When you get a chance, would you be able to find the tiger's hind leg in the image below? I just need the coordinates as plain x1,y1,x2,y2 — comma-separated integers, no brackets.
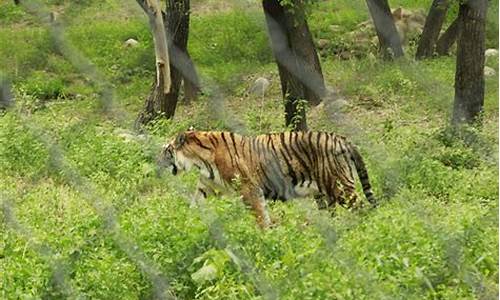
334,179,360,210
314,193,329,210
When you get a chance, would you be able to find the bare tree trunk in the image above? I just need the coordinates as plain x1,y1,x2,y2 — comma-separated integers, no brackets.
416,0,449,59
365,0,404,59
452,0,487,126
166,0,200,104
436,17,459,56
136,0,172,126
183,58,200,103
136,0,199,125
263,0,326,131
285,1,325,106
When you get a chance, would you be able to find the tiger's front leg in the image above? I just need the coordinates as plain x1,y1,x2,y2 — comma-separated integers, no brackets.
240,183,272,229
192,176,219,207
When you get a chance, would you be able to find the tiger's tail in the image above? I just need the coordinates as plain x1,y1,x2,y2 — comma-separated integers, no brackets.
349,144,377,206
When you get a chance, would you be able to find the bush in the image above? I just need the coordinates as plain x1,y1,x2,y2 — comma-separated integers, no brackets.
20,71,65,101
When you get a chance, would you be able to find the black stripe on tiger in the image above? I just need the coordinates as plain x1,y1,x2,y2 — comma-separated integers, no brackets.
272,136,298,186
208,134,219,148
349,144,376,205
258,136,285,194
287,132,312,183
229,132,239,158
192,136,212,150
221,132,236,168
280,133,304,184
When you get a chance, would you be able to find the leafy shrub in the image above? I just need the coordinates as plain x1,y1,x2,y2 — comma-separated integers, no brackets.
19,71,65,101
0,28,53,79
0,112,49,178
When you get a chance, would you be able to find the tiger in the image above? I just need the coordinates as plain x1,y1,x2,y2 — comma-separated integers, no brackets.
157,130,376,228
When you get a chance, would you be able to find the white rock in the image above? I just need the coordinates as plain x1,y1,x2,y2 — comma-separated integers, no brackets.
331,98,348,110
114,128,146,143
249,77,270,97
317,39,329,49
124,38,139,48
484,66,496,77
485,49,498,57
329,25,342,32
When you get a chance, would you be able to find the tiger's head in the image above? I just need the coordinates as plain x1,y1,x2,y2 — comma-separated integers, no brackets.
157,130,216,177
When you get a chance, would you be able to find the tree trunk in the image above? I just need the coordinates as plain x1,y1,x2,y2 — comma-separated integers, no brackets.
183,57,200,103
136,0,172,125
365,0,404,59
416,0,449,59
263,0,326,131
452,0,487,126
136,0,199,126
165,0,200,105
436,17,459,56
285,2,325,106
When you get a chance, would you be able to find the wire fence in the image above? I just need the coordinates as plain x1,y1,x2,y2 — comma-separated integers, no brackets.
1,0,495,299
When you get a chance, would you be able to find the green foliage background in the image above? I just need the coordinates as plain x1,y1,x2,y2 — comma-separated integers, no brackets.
0,0,498,299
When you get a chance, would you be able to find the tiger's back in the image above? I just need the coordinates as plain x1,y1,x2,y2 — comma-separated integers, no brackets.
217,131,375,207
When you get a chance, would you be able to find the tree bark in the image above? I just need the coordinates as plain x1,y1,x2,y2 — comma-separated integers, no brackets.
436,17,459,56
452,0,487,126
416,0,449,59
136,0,172,125
182,58,200,103
285,2,325,106
365,0,404,59
165,0,200,104
136,0,199,126
263,0,326,131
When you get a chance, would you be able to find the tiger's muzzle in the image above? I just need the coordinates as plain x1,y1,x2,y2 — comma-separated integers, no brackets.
157,144,178,176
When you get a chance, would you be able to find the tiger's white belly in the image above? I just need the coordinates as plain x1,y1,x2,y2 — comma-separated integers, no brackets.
293,180,319,197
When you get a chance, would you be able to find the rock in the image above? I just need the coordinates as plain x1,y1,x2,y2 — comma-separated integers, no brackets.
485,48,499,57
317,39,329,49
367,52,377,62
393,8,425,44
331,98,348,110
124,38,139,48
339,51,352,60
114,128,146,143
484,66,496,77
49,11,58,23
191,264,217,284
248,77,270,97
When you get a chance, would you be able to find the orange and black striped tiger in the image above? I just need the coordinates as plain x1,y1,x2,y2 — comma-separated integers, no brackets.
158,130,376,228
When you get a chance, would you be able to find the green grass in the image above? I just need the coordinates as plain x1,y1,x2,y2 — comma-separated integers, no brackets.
1,0,498,299
189,10,273,86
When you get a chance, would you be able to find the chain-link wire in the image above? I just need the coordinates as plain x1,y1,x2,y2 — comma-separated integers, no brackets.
3,0,491,298
5,0,282,298
5,0,393,298
2,194,78,299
